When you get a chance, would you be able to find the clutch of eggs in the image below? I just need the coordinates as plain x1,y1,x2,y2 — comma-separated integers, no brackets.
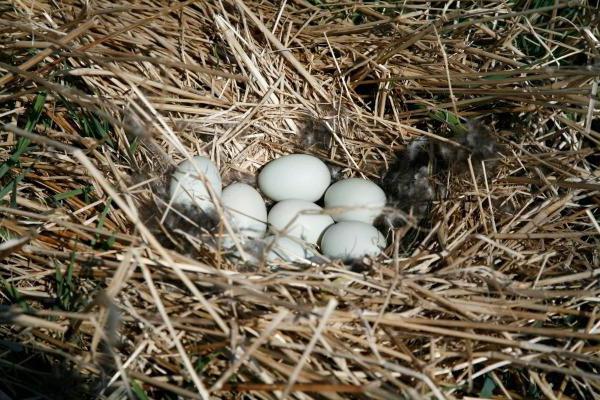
170,153,387,262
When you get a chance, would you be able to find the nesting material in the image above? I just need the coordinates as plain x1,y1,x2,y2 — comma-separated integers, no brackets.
3,3,597,399
380,123,501,228
298,116,333,151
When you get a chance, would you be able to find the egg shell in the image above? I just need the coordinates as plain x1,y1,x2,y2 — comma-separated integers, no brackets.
170,156,222,212
267,200,334,244
264,235,314,263
221,183,267,239
321,221,386,261
324,178,386,224
258,154,331,202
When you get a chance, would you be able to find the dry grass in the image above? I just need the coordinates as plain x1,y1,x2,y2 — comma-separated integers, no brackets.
1,1,599,399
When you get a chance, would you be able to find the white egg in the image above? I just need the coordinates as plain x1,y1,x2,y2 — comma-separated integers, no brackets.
169,156,222,212
221,183,267,239
321,221,386,261
324,178,386,224
264,235,314,263
258,154,331,202
267,200,334,244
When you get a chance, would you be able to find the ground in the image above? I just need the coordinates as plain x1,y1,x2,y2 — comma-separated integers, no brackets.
1,1,599,399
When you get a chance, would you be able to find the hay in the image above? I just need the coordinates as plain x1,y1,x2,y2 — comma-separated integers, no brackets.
1,1,599,399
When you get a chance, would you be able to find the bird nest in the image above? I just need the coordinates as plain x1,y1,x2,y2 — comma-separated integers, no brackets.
1,1,599,399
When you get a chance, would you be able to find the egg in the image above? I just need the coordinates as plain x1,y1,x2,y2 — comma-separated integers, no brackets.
170,156,222,212
320,221,386,261
267,200,334,244
221,183,267,239
324,178,386,224
258,154,331,202
264,235,314,263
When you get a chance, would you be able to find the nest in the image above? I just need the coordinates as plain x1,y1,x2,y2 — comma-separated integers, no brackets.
1,1,599,399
